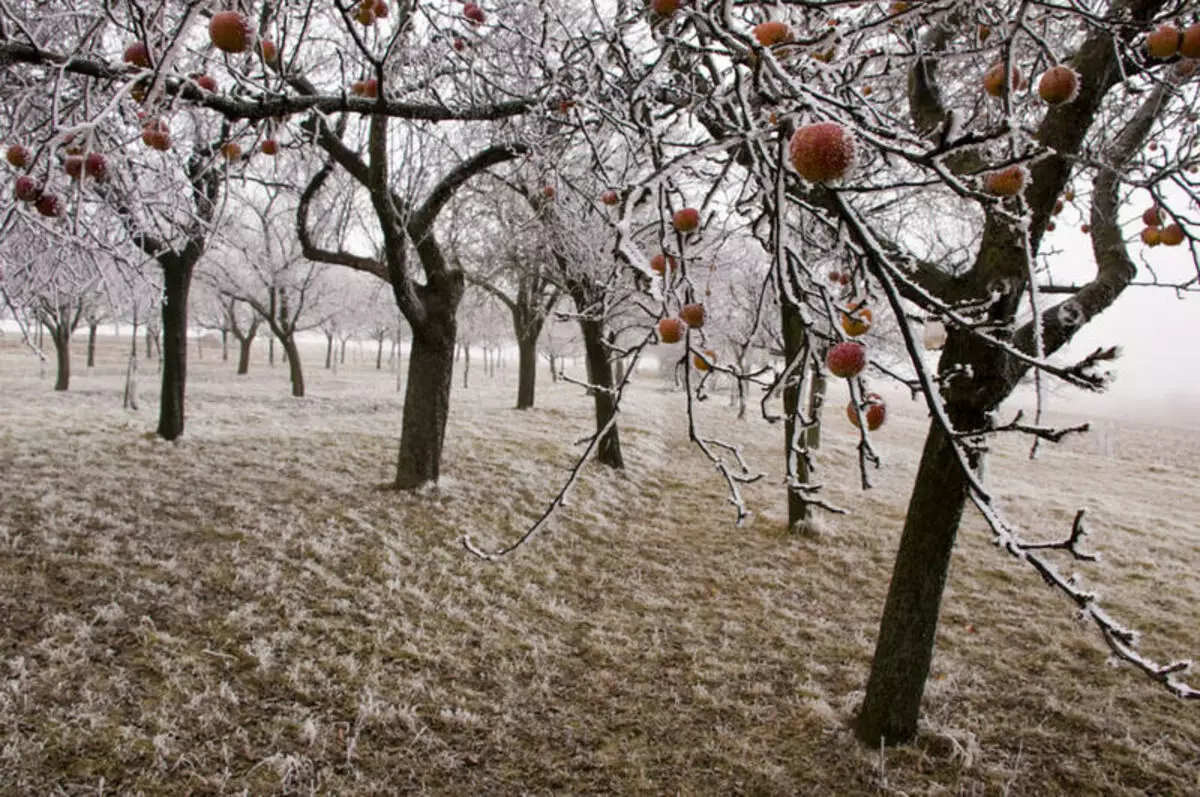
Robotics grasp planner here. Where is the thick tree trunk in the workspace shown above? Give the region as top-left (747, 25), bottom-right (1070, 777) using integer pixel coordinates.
top-left (325, 332), bottom-right (334, 369)
top-left (807, 371), bottom-right (826, 449)
top-left (854, 420), bottom-right (973, 747)
top-left (236, 333), bottom-right (254, 376)
top-left (516, 335), bottom-right (538, 409)
top-left (282, 335), bottom-right (305, 398)
top-left (782, 299), bottom-right (812, 528)
top-left (86, 322), bottom-right (98, 369)
top-left (396, 328), bottom-right (456, 489)
top-left (157, 260), bottom-right (192, 441)
top-left (52, 327), bottom-right (70, 391)
top-left (579, 317), bottom-right (623, 469)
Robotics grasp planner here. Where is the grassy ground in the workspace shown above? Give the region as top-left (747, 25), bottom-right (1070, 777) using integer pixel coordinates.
top-left (0, 333), bottom-right (1198, 795)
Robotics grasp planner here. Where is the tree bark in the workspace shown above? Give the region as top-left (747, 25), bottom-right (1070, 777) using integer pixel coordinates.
top-left (548, 352), bottom-right (557, 382)
top-left (462, 342), bottom-right (470, 388)
top-left (156, 259), bottom-right (192, 441)
top-left (854, 419), bottom-right (974, 746)
top-left (516, 333), bottom-right (539, 409)
top-left (282, 335), bottom-right (305, 397)
top-left (339, 338), bottom-right (348, 365)
top-left (781, 299), bottom-right (812, 528)
top-left (221, 329), bottom-right (229, 362)
top-left (396, 327), bottom-right (456, 489)
top-left (325, 332), bottom-right (334, 369)
top-left (269, 337), bottom-right (275, 366)
top-left (51, 326), bottom-right (70, 391)
top-left (579, 316), bottom-right (623, 469)
top-left (376, 336), bottom-right (384, 370)
top-left (86, 322), bottom-right (98, 369)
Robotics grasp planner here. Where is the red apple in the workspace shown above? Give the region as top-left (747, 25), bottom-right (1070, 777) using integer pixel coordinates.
top-left (356, 1), bottom-right (377, 24)
top-left (789, 122), bottom-right (854, 183)
top-left (84, 152), bottom-right (107, 180)
top-left (209, 10), bottom-right (252, 53)
top-left (453, 38), bottom-right (467, 52)
top-left (752, 21), bottom-right (792, 47)
top-left (191, 73), bottom-right (218, 92)
top-left (261, 139), bottom-right (279, 156)
top-left (657, 317), bottom-right (684, 344)
top-left (679, 303), bottom-right (705, 328)
top-left (35, 192), bottom-right (63, 218)
top-left (542, 185), bottom-right (556, 199)
top-left (6, 144), bottom-right (31, 168)
top-left (221, 142), bottom-right (243, 162)
top-left (1182, 23), bottom-right (1200, 58)
top-left (1142, 205), bottom-right (1162, 227)
top-left (123, 41), bottom-right (151, 68)
top-left (464, 3), bottom-right (486, 25)
top-left (983, 165), bottom-right (1025, 197)
top-left (260, 39), bottom-right (278, 63)
top-left (64, 154), bottom-right (84, 179)
top-left (601, 189), bottom-right (619, 206)
top-left (650, 253), bottom-right (677, 275)
top-left (826, 341), bottom-right (866, 378)
top-left (1160, 223), bottom-right (1185, 246)
top-left (1038, 65), bottom-right (1078, 105)
top-left (374, 0), bottom-right (390, 17)
top-left (983, 62), bottom-right (1023, 97)
top-left (672, 207), bottom-right (700, 232)
top-left (352, 78), bottom-right (379, 97)
top-left (1147, 24), bottom-right (1180, 59)
top-left (840, 305), bottom-right (872, 337)
top-left (652, 0), bottom-right (681, 17)
top-left (13, 175), bottom-right (39, 202)
top-left (847, 394), bottom-right (886, 431)
top-left (1141, 226), bottom-right (1161, 246)
top-left (141, 119), bottom-right (171, 151)
top-left (693, 349), bottom-right (716, 371)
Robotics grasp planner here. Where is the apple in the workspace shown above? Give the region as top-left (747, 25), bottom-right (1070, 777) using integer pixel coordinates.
top-left (840, 305), bottom-right (872, 337)
top-left (64, 154), bottom-right (84, 179)
top-left (693, 349), bottom-right (716, 371)
top-left (983, 165), bottom-right (1025, 197)
top-left (672, 207), bottom-right (700, 232)
top-left (464, 3), bottom-right (486, 25)
top-left (847, 394), bottom-right (886, 431)
top-left (261, 139), bottom-right (279, 156)
top-left (1142, 205), bottom-right (1162, 226)
top-left (123, 41), bottom-right (151, 68)
top-left (1038, 65), bottom-right (1078, 105)
top-left (1182, 23), bottom-right (1200, 58)
top-left (542, 185), bottom-right (556, 199)
top-left (752, 21), bottom-right (793, 47)
top-left (374, 0), bottom-right (390, 17)
top-left (84, 152), bottom-right (107, 180)
top-left (221, 142), bottom-right (243, 162)
top-left (1147, 24), bottom-right (1180, 59)
top-left (788, 122), bottom-right (854, 183)
top-left (35, 192), bottom-right (64, 218)
top-left (679, 303), bottom-right (705, 328)
top-left (826, 341), bottom-right (866, 378)
top-left (6, 144), bottom-right (31, 168)
top-left (657, 318), bottom-right (684, 344)
top-left (356, 1), bottom-right (377, 24)
top-left (979, 24), bottom-right (991, 42)
top-left (453, 38), bottom-right (467, 52)
top-left (1141, 226), bottom-right (1161, 246)
top-left (1080, 223), bottom-right (1091, 234)
top-left (983, 62), bottom-right (1023, 97)
top-left (13, 175), bottom-right (39, 202)
top-left (650, 253), bottom-right (677, 275)
top-left (209, 10), bottom-right (252, 53)
top-left (141, 119), bottom-right (171, 151)
top-left (888, 2), bottom-right (909, 13)
top-left (1160, 223), bottom-right (1185, 246)
top-left (652, 0), bottom-right (680, 17)
top-left (191, 73), bottom-right (218, 92)
top-left (260, 39), bottom-right (278, 63)
top-left (601, 189), bottom-right (619, 206)
top-left (352, 78), bottom-right (379, 97)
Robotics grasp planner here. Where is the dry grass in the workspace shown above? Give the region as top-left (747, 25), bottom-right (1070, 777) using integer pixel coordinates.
top-left (1, 333), bottom-right (1198, 796)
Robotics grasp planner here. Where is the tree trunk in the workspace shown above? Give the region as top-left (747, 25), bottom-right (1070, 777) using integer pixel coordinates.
top-left (782, 299), bottom-right (812, 528)
top-left (462, 343), bottom-right (470, 388)
top-left (516, 334), bottom-right (539, 409)
top-left (269, 337), bottom-right (275, 366)
top-left (156, 260), bottom-right (192, 441)
top-left (86, 322), bottom-right (98, 369)
top-left (548, 352), bottom-right (557, 382)
top-left (376, 337), bottom-right (384, 370)
top-left (854, 419), bottom-right (974, 747)
top-left (221, 329), bottom-right (229, 362)
top-left (325, 332), bottom-right (334, 369)
top-left (283, 335), bottom-right (305, 398)
top-left (236, 333), bottom-right (254, 376)
top-left (396, 328), bottom-right (456, 489)
top-left (806, 371), bottom-right (826, 449)
top-left (340, 338), bottom-right (348, 365)
top-left (52, 326), bottom-right (70, 391)
top-left (579, 317), bottom-right (623, 469)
